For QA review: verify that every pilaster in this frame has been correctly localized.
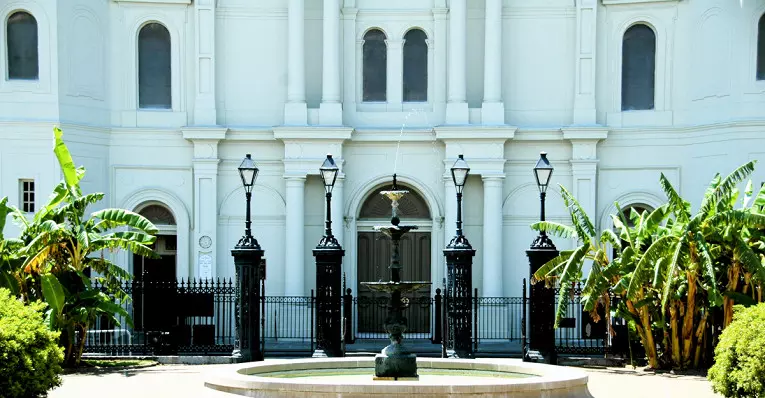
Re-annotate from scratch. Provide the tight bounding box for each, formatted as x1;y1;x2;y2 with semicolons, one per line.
341;8;358;121
320;0;343;126
182;127;228;279
285;0;307;125
481;0;505;125
192;0;218;126
433;7;448;119
562;127;609;222
573;0;598;125
446;0;468;124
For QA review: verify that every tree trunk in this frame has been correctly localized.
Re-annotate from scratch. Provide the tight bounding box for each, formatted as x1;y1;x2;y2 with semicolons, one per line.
627;300;659;369
670;302;681;366
723;264;740;328
681;272;697;369
692;311;708;368
75;324;88;367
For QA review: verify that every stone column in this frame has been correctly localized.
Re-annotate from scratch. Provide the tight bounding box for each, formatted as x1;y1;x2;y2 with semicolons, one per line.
481;0;505;125
320;0;343;125
331;175;345;247
573;0;598;124
481;175;504;297
446;0;468;124
285;0;307;125
285;176;306;296
193;0;218;125
182;128;227;279
386;39;404;109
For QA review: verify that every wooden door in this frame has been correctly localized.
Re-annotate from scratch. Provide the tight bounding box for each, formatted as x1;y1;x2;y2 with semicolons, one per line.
357;231;431;335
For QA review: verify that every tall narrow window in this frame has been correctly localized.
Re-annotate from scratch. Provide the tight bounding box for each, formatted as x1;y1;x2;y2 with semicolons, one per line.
19;179;34;213
6;11;38;80
363;29;387;102
403;29;428;102
621;24;656;111
757;14;765;80
138;23;171;109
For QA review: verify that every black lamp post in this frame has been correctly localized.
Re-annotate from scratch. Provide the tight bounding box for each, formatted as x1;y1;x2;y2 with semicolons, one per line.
313;154;345;357
526;151;558;364
231;153;265;362
531;151;555;249
443;154;476;358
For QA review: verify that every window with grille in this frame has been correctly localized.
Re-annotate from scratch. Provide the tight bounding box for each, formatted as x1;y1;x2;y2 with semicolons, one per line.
6;11;39;80
19;179;34;213
138;22;172;109
403;29;428;102
621;24;656;111
363;29;387;102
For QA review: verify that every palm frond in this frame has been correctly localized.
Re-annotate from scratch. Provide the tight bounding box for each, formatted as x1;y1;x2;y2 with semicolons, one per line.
91;208;159;234
614;202;634;248
554;244;589;327
694;233;722;306
660;173;690;222
530;221;577;239
700;161;756;216
661;235;688;312
560;185;596;238
628;235;678;300
532;250;575;283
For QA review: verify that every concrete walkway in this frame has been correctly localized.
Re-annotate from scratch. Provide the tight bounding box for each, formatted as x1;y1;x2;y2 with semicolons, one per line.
48;363;719;398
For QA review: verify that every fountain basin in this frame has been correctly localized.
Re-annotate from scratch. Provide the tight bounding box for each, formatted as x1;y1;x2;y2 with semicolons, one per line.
204;357;593;397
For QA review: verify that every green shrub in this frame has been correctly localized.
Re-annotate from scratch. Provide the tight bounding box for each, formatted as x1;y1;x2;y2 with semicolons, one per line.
709;303;765;397
0;288;64;398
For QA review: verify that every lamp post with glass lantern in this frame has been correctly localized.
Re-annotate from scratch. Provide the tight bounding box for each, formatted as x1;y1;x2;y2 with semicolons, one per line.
443;154;476;358
313;154;345;357
231;153;265;362
526;151;558;363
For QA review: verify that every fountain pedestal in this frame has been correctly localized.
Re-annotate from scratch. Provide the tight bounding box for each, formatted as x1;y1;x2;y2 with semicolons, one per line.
361;177;431;380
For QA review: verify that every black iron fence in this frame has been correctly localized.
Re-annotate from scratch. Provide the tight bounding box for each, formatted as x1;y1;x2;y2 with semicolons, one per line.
80;278;623;358
552;281;625;356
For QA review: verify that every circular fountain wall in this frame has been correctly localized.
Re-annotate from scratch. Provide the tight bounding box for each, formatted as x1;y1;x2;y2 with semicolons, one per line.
204;357;593;397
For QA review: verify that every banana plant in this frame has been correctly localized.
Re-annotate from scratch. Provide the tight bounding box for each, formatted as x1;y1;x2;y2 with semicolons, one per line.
8;127;159;366
530;185;622;339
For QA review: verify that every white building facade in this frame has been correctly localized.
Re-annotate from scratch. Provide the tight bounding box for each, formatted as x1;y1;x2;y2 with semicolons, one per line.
2;0;765;300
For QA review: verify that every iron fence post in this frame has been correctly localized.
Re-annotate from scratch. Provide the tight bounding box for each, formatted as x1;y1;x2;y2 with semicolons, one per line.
526;245;558;364
432;289;442;344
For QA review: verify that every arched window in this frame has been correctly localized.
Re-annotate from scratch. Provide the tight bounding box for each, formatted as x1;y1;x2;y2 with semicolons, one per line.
363;29;387;102
403;29;428;102
621;24;655;111
138;23;171;109
612;204;654;258
6;11;38;80
757;14;765;80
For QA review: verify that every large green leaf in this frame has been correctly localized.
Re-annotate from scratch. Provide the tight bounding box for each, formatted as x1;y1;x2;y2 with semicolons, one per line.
659;173;690;222
532;250;574;283
559;185;596;239
41;273;66;318
0;197;11;240
554;244;589;328
628;235;678;300
530;221;577;239
91;208;159;234
53;127;81;191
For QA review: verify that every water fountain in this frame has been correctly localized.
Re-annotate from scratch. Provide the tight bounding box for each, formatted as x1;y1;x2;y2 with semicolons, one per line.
359;174;431;380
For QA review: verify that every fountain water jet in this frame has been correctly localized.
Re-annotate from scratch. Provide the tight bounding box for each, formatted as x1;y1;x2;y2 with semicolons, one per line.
360;174;431;380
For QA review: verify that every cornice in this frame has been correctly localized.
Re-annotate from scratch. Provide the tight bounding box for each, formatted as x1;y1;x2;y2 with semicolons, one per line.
274;126;353;141
435;125;517;141
112;0;190;4
602;0;681;5
561;126;609;141
181;127;228;141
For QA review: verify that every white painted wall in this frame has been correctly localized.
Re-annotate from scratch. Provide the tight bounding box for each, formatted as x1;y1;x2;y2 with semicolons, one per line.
2;0;765;300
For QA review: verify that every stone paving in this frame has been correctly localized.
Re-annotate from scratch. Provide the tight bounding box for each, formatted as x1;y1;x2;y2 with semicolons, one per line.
48;363;720;398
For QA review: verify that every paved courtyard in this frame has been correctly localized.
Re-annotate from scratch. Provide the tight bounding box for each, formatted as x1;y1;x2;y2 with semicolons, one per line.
48;362;719;398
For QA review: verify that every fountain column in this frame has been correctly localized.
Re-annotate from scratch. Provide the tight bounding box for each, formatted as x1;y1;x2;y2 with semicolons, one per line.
446;0;468;124
285;176;306;296
320;0;343;125
284;0;307;125
482;175;504;297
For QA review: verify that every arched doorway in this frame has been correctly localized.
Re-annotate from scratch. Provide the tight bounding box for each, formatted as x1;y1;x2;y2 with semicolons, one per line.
356;184;432;337
133;203;177;332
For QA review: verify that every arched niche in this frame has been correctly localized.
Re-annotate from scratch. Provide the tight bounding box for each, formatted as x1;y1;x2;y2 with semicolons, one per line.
359;184;431;220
